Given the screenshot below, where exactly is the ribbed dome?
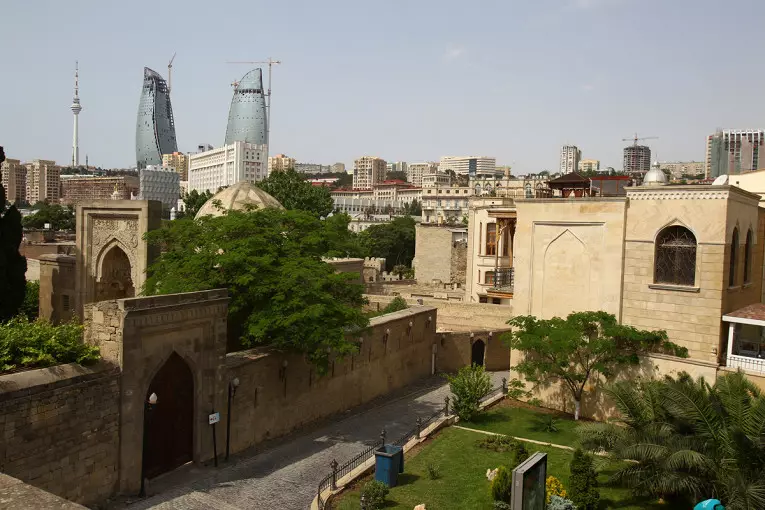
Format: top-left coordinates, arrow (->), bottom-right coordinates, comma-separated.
642,161 -> 668,186
195,181 -> 283,219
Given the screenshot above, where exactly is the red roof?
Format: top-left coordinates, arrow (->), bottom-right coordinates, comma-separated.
590,175 -> 632,181
724,303 -> 765,322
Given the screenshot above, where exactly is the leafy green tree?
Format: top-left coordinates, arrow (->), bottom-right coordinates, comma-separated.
333,172 -> 353,189
402,199 -> 422,217
490,466 -> 513,504
359,216 -> 416,271
577,371 -> 765,509
320,213 -> 366,258
505,311 -> 687,419
381,296 -> 408,314
144,208 -> 368,372
448,364 -> 492,421
569,449 -> 599,510
0,147 -> 26,321
177,189 -> 213,219
20,280 -> 39,320
257,168 -> 334,218
0,316 -> 96,372
21,203 -> 75,231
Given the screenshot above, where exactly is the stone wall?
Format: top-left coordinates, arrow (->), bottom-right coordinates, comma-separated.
38,254 -> 76,325
225,306 -> 438,456
0,473 -> 87,509
0,362 -> 120,506
325,257 -> 364,284
413,224 -> 467,286
438,330 -> 511,372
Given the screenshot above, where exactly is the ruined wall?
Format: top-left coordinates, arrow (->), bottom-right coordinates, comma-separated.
225,306 -> 438,455
0,363 -> 120,506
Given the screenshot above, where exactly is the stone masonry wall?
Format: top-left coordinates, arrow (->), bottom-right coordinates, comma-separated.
438,330 -> 511,372
0,473 -> 87,509
0,363 -> 120,506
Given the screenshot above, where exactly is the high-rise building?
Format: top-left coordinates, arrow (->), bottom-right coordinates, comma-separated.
353,156 -> 386,190
559,146 -> 581,174
267,154 -> 296,174
136,68 -> 178,169
225,69 -> 267,147
0,158 -> 26,204
438,156 -> 497,177
60,175 -> 139,205
25,159 -> 60,204
578,159 -> 600,173
188,141 -> 268,193
70,62 -> 82,167
139,166 -> 181,211
659,161 -> 705,180
706,130 -> 764,178
386,161 -> 408,177
623,145 -> 652,178
407,162 -> 438,187
162,152 -> 189,180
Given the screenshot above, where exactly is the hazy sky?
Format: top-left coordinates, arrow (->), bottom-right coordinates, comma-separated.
2,0 -> 765,173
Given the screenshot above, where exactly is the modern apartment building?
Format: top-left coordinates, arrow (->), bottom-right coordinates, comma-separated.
706,130 -> 765,178
294,162 -> 331,174
188,141 -> 268,193
559,145 -> 581,174
659,161 -> 705,180
623,145 -> 652,177
578,159 -> 600,173
438,156 -> 497,177
139,166 -> 181,211
60,175 -> 139,205
407,162 -> 438,187
0,158 -> 27,204
386,161 -> 407,176
162,152 -> 189,180
267,154 -> 296,174
25,159 -> 60,204
353,156 -> 386,189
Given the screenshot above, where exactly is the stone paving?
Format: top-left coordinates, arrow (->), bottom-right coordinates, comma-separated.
117,372 -> 506,510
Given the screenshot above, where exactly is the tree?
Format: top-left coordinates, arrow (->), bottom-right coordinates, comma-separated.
505,311 -> 687,419
257,168 -> 334,218
385,170 -> 408,182
21,203 -> 75,231
359,216 -> 416,271
403,199 -> 422,217
577,371 -> 765,509
20,280 -> 39,320
333,172 -> 353,189
569,449 -> 600,510
178,189 -> 213,219
447,364 -> 492,421
144,208 -> 368,373
0,147 -> 26,321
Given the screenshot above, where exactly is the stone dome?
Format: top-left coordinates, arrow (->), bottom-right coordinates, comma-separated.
642,161 -> 668,187
195,181 -> 283,219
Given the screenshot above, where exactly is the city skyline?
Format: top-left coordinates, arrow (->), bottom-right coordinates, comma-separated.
2,0 -> 765,173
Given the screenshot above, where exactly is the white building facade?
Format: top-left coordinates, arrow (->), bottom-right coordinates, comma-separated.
188,141 -> 268,193
409,162 -> 439,187
438,156 -> 497,177
353,156 -> 386,190
560,145 -> 581,174
139,165 -> 181,211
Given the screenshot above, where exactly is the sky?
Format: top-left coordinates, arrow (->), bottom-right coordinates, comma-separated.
2,0 -> 765,174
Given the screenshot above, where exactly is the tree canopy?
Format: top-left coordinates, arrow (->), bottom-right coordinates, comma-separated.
144,207 -> 368,372
178,189 -> 214,219
358,216 -> 416,271
21,203 -> 75,231
385,170 -> 408,182
505,311 -> 687,419
0,147 -> 27,321
257,169 -> 334,218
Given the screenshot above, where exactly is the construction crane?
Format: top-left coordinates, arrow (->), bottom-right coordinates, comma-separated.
167,53 -> 176,94
622,133 -> 658,146
226,58 -> 282,145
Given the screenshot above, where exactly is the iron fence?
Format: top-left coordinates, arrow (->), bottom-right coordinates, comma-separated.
316,379 -> 506,509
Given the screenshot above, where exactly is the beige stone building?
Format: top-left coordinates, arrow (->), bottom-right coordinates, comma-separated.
162,152 -> 189,180
60,175 -> 139,205
578,159 -> 600,173
1,158 -> 27,204
267,153 -> 296,174
353,156 -> 386,190
25,159 -> 60,204
412,224 -> 468,288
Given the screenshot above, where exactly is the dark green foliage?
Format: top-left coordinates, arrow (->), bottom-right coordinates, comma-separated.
144,208 -> 368,373
321,213 -> 366,258
448,364 -> 492,421
385,170 -> 408,182
506,378 -> 532,400
568,449 -> 600,510
490,466 -> 512,503
178,189 -> 214,218
505,311 -> 687,419
0,147 -> 27,321
477,434 -> 519,453
257,168 -> 334,218
381,296 -> 408,315
426,463 -> 440,480
533,415 -> 559,434
548,495 -> 577,510
333,172 -> 353,188
492,501 -> 512,510
402,199 -> 422,217
361,480 -> 389,509
21,203 -> 75,231
358,216 -> 415,271
20,280 -> 39,320
509,441 -> 530,470
0,316 -> 98,372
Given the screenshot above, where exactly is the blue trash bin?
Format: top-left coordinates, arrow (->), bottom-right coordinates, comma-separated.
374,444 -> 404,487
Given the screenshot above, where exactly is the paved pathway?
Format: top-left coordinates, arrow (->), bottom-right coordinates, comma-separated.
115,372 -> 506,510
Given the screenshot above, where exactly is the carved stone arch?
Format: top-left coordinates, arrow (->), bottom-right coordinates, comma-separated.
653,218 -> 698,244
544,228 -> 588,258
542,229 -> 591,319
95,239 -> 137,300
142,345 -> 200,397
96,237 -> 137,282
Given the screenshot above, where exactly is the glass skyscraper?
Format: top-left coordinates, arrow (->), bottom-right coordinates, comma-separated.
136,68 -> 178,169
224,69 -> 267,146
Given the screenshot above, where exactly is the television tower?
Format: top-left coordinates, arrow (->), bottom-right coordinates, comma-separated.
70,61 -> 82,167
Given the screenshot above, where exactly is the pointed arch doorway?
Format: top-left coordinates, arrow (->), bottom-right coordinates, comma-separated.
471,339 -> 486,367
143,352 -> 195,480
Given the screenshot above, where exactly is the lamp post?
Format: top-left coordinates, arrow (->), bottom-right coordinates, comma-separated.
139,392 -> 158,497
225,377 -> 240,461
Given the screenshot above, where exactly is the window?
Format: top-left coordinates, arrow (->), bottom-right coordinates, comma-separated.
654,226 -> 697,286
744,229 -> 753,284
730,228 -> 739,287
485,271 -> 495,284
486,223 -> 497,255
502,225 -> 509,256
62,295 -> 71,311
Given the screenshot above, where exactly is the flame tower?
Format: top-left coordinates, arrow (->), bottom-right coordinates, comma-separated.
70,62 -> 82,167
224,69 -> 267,146
136,68 -> 178,169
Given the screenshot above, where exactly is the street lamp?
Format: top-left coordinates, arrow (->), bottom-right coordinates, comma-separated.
225,377 -> 240,461
139,392 -> 158,497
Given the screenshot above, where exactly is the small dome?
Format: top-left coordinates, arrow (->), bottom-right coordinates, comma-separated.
195,181 -> 283,219
642,166 -> 668,186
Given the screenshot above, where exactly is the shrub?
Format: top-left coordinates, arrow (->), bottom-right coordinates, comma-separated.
534,415 -> 559,434
20,281 -> 39,320
361,480 -> 389,510
492,501 -> 512,510
569,449 -> 599,510
546,476 -> 567,504
426,463 -> 439,480
548,495 -> 577,510
448,364 -> 492,421
381,296 -> 408,314
509,441 -> 529,471
506,378 -> 531,400
527,398 -> 543,407
477,434 -> 517,453
490,466 -> 512,503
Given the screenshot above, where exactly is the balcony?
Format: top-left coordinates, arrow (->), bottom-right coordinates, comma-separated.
722,304 -> 765,375
487,267 -> 514,297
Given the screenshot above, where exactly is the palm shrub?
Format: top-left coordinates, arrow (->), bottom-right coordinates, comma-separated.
448,364 -> 492,421
569,449 -> 599,510
577,371 -> 765,509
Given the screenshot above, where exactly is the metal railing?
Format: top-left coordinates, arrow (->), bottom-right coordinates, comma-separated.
316,379 -> 507,509
491,267 -> 514,292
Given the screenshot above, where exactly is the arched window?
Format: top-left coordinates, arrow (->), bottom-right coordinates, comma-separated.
744,229 -> 753,284
729,228 -> 739,287
654,226 -> 697,286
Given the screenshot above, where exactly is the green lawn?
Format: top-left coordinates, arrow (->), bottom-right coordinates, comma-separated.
332,427 -> 666,510
463,402 -> 581,447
